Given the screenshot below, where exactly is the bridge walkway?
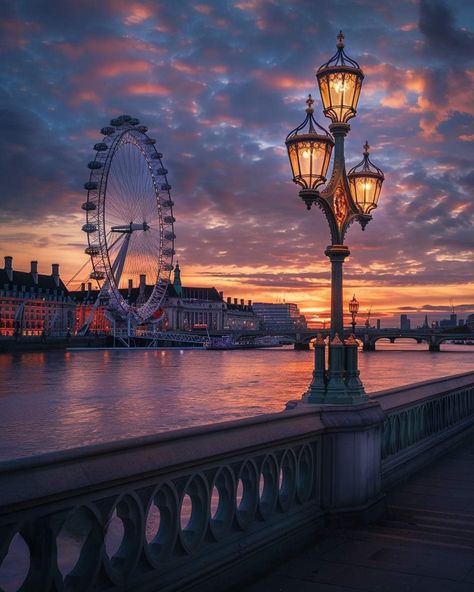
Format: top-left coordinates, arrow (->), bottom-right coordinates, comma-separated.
240,436 -> 474,592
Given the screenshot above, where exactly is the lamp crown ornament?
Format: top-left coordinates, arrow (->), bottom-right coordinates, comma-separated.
336,30 -> 345,48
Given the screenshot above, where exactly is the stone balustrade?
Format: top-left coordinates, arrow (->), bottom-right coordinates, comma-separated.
373,371 -> 474,487
0,403 -> 384,592
1,372 -> 473,591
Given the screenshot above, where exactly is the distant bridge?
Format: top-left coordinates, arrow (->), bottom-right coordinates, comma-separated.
255,329 -> 473,352
110,328 -> 471,352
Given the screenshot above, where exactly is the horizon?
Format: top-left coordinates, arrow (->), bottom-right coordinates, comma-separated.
1,0 -> 473,328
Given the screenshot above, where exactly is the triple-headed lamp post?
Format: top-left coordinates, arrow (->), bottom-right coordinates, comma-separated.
285,31 -> 384,404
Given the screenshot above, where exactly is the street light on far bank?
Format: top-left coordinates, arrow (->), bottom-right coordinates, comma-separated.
349,294 -> 359,334
285,31 -> 384,405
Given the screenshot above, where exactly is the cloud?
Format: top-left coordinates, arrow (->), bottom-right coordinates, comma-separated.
0,0 -> 473,326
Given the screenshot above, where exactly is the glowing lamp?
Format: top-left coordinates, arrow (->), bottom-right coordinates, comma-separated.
348,294 -> 359,316
347,141 -> 384,215
348,141 -> 384,215
316,31 -> 364,124
285,95 -> 334,191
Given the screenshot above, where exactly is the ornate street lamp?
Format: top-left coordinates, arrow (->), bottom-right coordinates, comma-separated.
285,31 -> 384,405
348,294 -> 359,334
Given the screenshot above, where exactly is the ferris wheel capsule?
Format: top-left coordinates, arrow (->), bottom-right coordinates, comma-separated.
85,246 -> 100,256
90,271 -> 105,280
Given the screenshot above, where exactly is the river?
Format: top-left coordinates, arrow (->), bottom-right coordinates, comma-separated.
0,341 -> 473,461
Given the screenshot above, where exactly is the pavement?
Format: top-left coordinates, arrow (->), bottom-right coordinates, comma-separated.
241,436 -> 474,592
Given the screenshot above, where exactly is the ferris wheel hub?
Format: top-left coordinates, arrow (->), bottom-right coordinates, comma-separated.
111,222 -> 150,233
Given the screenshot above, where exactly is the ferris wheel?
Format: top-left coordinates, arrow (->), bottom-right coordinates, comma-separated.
81,114 -> 175,326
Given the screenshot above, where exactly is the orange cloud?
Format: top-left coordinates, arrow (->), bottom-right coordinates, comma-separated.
98,60 -> 151,77
399,22 -> 417,32
258,72 -> 313,90
380,91 -> 407,109
126,83 -> 171,96
124,4 -> 153,25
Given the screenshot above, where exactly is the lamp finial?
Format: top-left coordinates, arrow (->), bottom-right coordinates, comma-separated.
336,30 -> 345,49
363,140 -> 370,156
305,93 -> 314,113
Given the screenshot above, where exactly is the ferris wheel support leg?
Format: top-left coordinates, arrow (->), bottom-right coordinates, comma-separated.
111,233 -> 131,288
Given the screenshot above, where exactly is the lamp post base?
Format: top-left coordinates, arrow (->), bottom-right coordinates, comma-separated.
295,334 -> 367,406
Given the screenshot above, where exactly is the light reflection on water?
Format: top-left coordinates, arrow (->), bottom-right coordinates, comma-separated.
0,341 -> 473,460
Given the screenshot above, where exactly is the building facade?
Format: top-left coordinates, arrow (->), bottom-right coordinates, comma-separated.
0,256 -> 75,337
223,297 -> 259,331
252,302 -> 307,332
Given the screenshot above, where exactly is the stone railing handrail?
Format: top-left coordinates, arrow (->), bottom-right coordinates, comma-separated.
0,406 -> 327,509
372,370 -> 474,411
372,371 -> 474,486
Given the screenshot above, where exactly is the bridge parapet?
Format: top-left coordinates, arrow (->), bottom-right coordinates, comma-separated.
373,371 -> 474,487
0,402 -> 384,591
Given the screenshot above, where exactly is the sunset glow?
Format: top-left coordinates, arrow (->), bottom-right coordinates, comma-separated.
0,0 -> 473,328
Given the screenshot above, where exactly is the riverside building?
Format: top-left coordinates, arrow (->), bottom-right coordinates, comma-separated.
252,302 -> 307,332
70,263 -> 259,333
0,256 -> 74,337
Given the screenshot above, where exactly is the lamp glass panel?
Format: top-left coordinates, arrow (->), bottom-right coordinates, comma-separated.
350,176 -> 380,214
319,76 -> 330,112
298,141 -> 313,180
288,143 -> 300,182
318,71 -> 360,123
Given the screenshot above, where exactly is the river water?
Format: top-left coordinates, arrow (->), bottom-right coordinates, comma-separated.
0,341 -> 473,461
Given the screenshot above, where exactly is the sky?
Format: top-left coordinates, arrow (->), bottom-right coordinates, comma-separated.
0,0 -> 473,328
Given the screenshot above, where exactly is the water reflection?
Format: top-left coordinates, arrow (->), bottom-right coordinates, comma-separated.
0,344 -> 473,460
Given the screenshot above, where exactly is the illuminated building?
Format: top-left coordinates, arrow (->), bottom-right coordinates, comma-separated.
0,256 -> 74,337
223,297 -> 259,331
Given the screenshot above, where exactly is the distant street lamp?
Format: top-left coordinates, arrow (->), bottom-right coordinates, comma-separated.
285,31 -> 384,404
349,294 -> 359,334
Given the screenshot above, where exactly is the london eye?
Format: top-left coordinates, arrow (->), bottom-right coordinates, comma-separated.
81,115 -> 175,328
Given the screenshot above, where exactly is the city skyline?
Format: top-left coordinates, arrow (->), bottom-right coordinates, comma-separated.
1,0 -> 473,327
